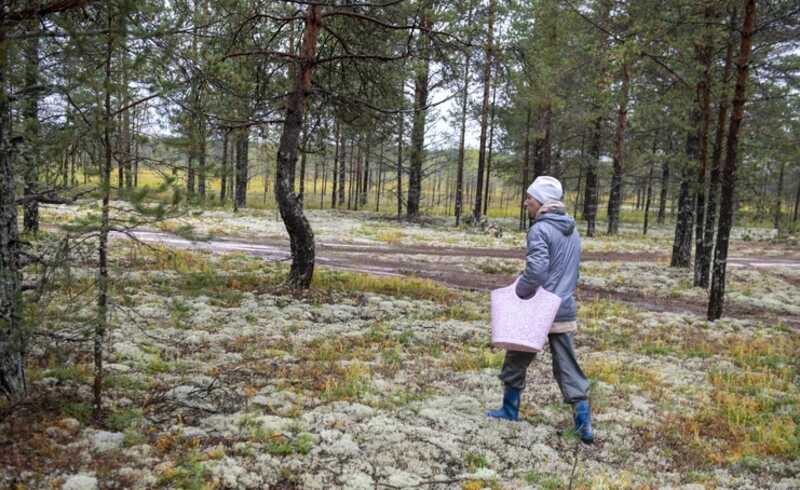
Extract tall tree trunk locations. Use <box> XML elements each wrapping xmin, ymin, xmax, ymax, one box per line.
<box><xmin>0</xmin><ymin>19</ymin><xmax>26</xmax><ymax>400</ymax></box>
<box><xmin>643</xmin><ymin>144</ymin><xmax>655</xmax><ymax>235</ymax></box>
<box><xmin>361</xmin><ymin>136</ymin><xmax>370</xmax><ymax>207</ymax></box>
<box><xmin>702</xmin><ymin>7</ymin><xmax>735</xmax><ymax>276</ymax></box>
<box><xmin>520</xmin><ymin>106</ymin><xmax>532</xmax><ymax>231</ymax></box>
<box><xmin>693</xmin><ymin>5</ymin><xmax>715</xmax><ymax>287</ymax></box>
<box><xmin>454</xmin><ymin>42</ymin><xmax>470</xmax><ymax>226</ymax></box>
<box><xmin>376</xmin><ymin>142</ymin><xmax>383</xmax><ymax>212</ymax></box>
<box><xmin>671</xmin><ymin>167</ymin><xmax>694</xmax><ymax>267</ymax></box>
<box><xmin>397</xmin><ymin>112</ymin><xmax>404</xmax><ymax>217</ymax></box>
<box><xmin>607</xmin><ymin>59</ymin><xmax>629</xmax><ymax>235</ymax></box>
<box><xmin>331</xmin><ymin>120</ymin><xmax>339</xmax><ymax>208</ymax></box>
<box><xmin>220</xmin><ymin>129</ymin><xmax>229</xmax><ymax>201</ymax></box>
<box><xmin>584</xmin><ymin>116</ymin><xmax>601</xmax><ymax>237</ymax></box>
<box><xmin>774</xmin><ymin>161</ymin><xmax>784</xmax><ymax>232</ymax></box>
<box><xmin>473</xmin><ymin>0</ymin><xmax>495</xmax><ymax>222</ymax></box>
<box><xmin>407</xmin><ymin>12</ymin><xmax>430</xmax><ymax>219</ymax></box>
<box><xmin>95</xmin><ymin>6</ymin><xmax>115</xmax><ymax>418</ymax></box>
<box><xmin>275</xmin><ymin>4</ymin><xmax>320</xmax><ymax>289</ymax></box>
<box><xmin>197</xmin><ymin>118</ymin><xmax>206</xmax><ymax>199</ymax></box>
<box><xmin>22</xmin><ymin>23</ymin><xmax>39</xmax><ymax>234</ymax></box>
<box><xmin>709</xmin><ymin>0</ymin><xmax>755</xmax><ymax>320</ymax></box>
<box><xmin>793</xmin><ymin>174</ymin><xmax>799</xmax><ymax>222</ymax></box>
<box><xmin>338</xmin><ymin>131</ymin><xmax>346</xmax><ymax>207</ymax></box>
<box><xmin>657</xmin><ymin>156</ymin><xmax>669</xmax><ymax>224</ymax></box>
<box><xmin>234</xmin><ymin>128</ymin><xmax>249</xmax><ymax>210</ymax></box>
<box><xmin>298</xmin><ymin>120</ymin><xmax>308</xmax><ymax>205</ymax></box>
<box><xmin>483</xmin><ymin>83</ymin><xmax>497</xmax><ymax>217</ymax></box>
<box><xmin>584</xmin><ymin>0</ymin><xmax>610</xmax><ymax>236</ymax></box>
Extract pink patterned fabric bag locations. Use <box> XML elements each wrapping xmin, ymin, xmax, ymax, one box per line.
<box><xmin>490</xmin><ymin>278</ymin><xmax>563</xmax><ymax>352</ymax></box>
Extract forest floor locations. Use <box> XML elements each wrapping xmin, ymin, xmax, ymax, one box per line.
<box><xmin>2</xmin><ymin>202</ymin><xmax>799</xmax><ymax>490</ymax></box>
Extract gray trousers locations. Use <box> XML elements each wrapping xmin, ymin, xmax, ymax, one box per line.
<box><xmin>499</xmin><ymin>332</ymin><xmax>589</xmax><ymax>404</ymax></box>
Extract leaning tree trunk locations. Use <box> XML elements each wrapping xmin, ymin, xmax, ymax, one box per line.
<box><xmin>274</xmin><ymin>4</ymin><xmax>320</xmax><ymax>289</ymax></box>
<box><xmin>607</xmin><ymin>59</ymin><xmax>629</xmax><ymax>235</ymax></box>
<box><xmin>472</xmin><ymin>0</ymin><xmax>495</xmax><ymax>222</ymax></box>
<box><xmin>0</xmin><ymin>22</ymin><xmax>26</xmax><ymax>400</ymax></box>
<box><xmin>709</xmin><ymin>0</ymin><xmax>755</xmax><ymax>320</ymax></box>
<box><xmin>406</xmin><ymin>12</ymin><xmax>430</xmax><ymax>219</ymax></box>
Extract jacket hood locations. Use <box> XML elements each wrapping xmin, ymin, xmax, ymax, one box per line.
<box><xmin>536</xmin><ymin>213</ymin><xmax>576</xmax><ymax>236</ymax></box>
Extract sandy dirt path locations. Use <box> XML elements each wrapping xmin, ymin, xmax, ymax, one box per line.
<box><xmin>120</xmin><ymin>230</ymin><xmax>800</xmax><ymax>329</ymax></box>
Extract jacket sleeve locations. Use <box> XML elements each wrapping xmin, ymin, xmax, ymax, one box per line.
<box><xmin>516</xmin><ymin>224</ymin><xmax>550</xmax><ymax>298</ymax></box>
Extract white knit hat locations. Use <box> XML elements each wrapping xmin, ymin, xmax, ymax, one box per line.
<box><xmin>527</xmin><ymin>176</ymin><xmax>563</xmax><ymax>204</ymax></box>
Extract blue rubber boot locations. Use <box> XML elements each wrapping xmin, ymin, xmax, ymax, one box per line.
<box><xmin>486</xmin><ymin>387</ymin><xmax>521</xmax><ymax>421</ymax></box>
<box><xmin>573</xmin><ymin>400</ymin><xmax>594</xmax><ymax>444</ymax></box>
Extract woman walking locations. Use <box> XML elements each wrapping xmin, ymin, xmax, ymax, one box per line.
<box><xmin>486</xmin><ymin>176</ymin><xmax>594</xmax><ymax>444</ymax></box>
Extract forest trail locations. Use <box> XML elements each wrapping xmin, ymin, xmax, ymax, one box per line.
<box><xmin>121</xmin><ymin>229</ymin><xmax>800</xmax><ymax>329</ymax></box>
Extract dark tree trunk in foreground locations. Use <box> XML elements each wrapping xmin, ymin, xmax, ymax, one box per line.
<box><xmin>693</xmin><ymin>6</ymin><xmax>715</xmax><ymax>287</ymax></box>
<box><xmin>0</xmin><ymin>22</ymin><xmax>26</xmax><ymax>400</ymax></box>
<box><xmin>275</xmin><ymin>4</ymin><xmax>321</xmax><ymax>289</ymax></box>
<box><xmin>472</xmin><ymin>0</ymin><xmax>495</xmax><ymax>222</ymax></box>
<box><xmin>407</xmin><ymin>12</ymin><xmax>430</xmax><ymax>219</ymax></box>
<box><xmin>234</xmin><ymin>128</ymin><xmax>249</xmax><ymax>211</ymax></box>
<box><xmin>337</xmin><ymin>131</ymin><xmax>346</xmax><ymax>207</ymax></box>
<box><xmin>701</xmin><ymin>7</ymin><xmax>737</xmax><ymax>288</ymax></box>
<box><xmin>709</xmin><ymin>0</ymin><xmax>755</xmax><ymax>320</ymax></box>
<box><xmin>793</xmin><ymin>175</ymin><xmax>799</xmax><ymax>222</ymax></box>
<box><xmin>607</xmin><ymin>59</ymin><xmax>629</xmax><ymax>235</ymax></box>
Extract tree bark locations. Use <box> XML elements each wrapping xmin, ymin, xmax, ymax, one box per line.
<box><xmin>331</xmin><ymin>120</ymin><xmax>339</xmax><ymax>208</ymax></box>
<box><xmin>693</xmin><ymin>4</ymin><xmax>715</xmax><ymax>287</ymax></box>
<box><xmin>454</xmin><ymin>39</ymin><xmax>470</xmax><ymax>226</ymax></box>
<box><xmin>643</xmin><ymin>140</ymin><xmax>656</xmax><ymax>235</ymax></box>
<box><xmin>338</xmin><ymin>130</ymin><xmax>346</xmax><ymax>207</ymax></box>
<box><xmin>407</xmin><ymin>10</ymin><xmax>430</xmax><ymax>219</ymax></box>
<box><xmin>774</xmin><ymin>160</ymin><xmax>784</xmax><ymax>232</ymax></box>
<box><xmin>22</xmin><ymin>23</ymin><xmax>39</xmax><ymax>234</ymax></box>
<box><xmin>274</xmin><ymin>4</ymin><xmax>320</xmax><ymax>289</ymax></box>
<box><xmin>220</xmin><ymin>129</ymin><xmax>229</xmax><ymax>201</ymax></box>
<box><xmin>472</xmin><ymin>0</ymin><xmax>495</xmax><ymax>222</ymax></box>
<box><xmin>584</xmin><ymin>116</ymin><xmax>601</xmax><ymax>237</ymax></box>
<box><xmin>0</xmin><ymin>19</ymin><xmax>26</xmax><ymax>400</ymax></box>
<box><xmin>709</xmin><ymin>0</ymin><xmax>755</xmax><ymax>320</ymax></box>
<box><xmin>607</xmin><ymin>59</ymin><xmax>629</xmax><ymax>235</ymax></box>
<box><xmin>520</xmin><ymin>106</ymin><xmax>532</xmax><ymax>231</ymax></box>
<box><xmin>483</xmin><ymin>82</ymin><xmax>497</xmax><ymax>217</ymax></box>
<box><xmin>396</xmin><ymin>112</ymin><xmax>404</xmax><ymax>217</ymax></box>
<box><xmin>95</xmin><ymin>5</ymin><xmax>115</xmax><ymax>418</ymax></box>
<box><xmin>701</xmin><ymin>13</ymin><xmax>734</xmax><ymax>285</ymax></box>
<box><xmin>234</xmin><ymin>128</ymin><xmax>249</xmax><ymax>210</ymax></box>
